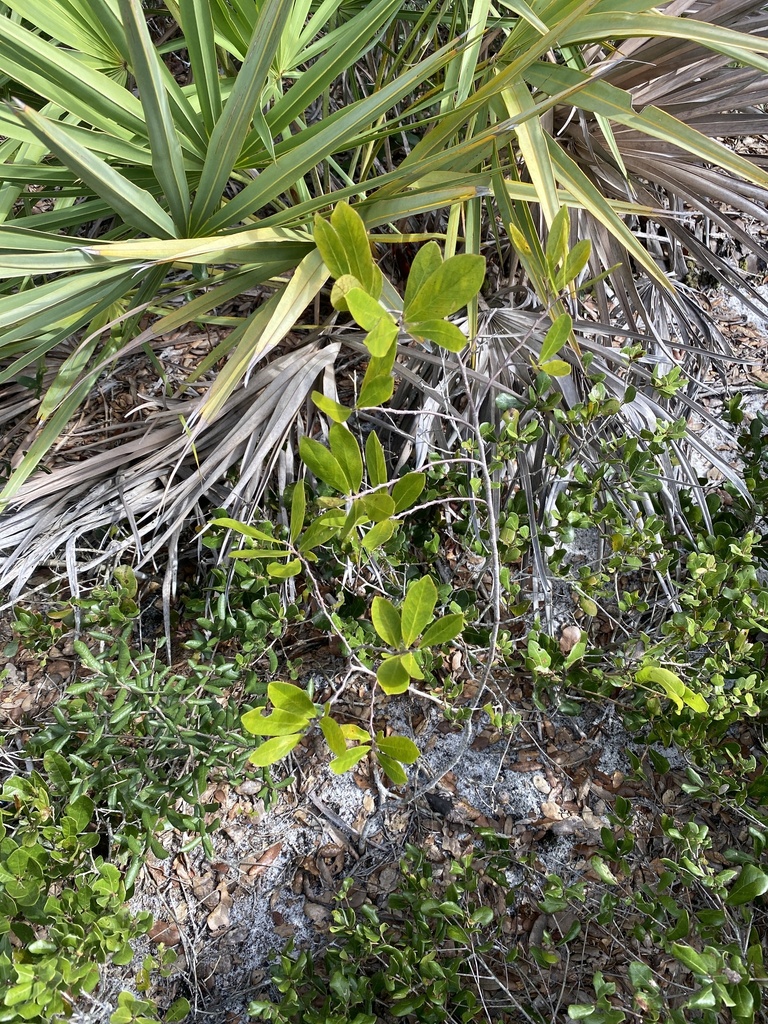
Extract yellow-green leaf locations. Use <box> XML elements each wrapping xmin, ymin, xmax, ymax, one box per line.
<box><xmin>365</xmin><ymin>431</ymin><xmax>387</xmax><ymax>487</ymax></box>
<box><xmin>268</xmin><ymin>682</ymin><xmax>316</xmax><ymax>716</ymax></box>
<box><xmin>241</xmin><ymin>709</ymin><xmax>311</xmax><ymax>736</ymax></box>
<box><xmin>401</xmin><ymin>576</ymin><xmax>438</xmax><ymax>648</ymax></box>
<box><xmin>312</xmin><ymin>391</ymin><xmax>351</xmax><ymax>423</ymax></box>
<box><xmin>329</xmin><ymin>745</ymin><xmax>370</xmax><ymax>774</ymax></box>
<box><xmin>377</xmin><ymin>656</ymin><xmax>410</xmax><ymax>695</ymax></box>
<box><xmin>248</xmin><ymin>734</ymin><xmax>302</xmax><ymax>766</ymax></box>
<box><xmin>377</xmin><ymin>734</ymin><xmax>420</xmax><ymax>764</ymax></box>
<box><xmin>320</xmin><ymin>716</ymin><xmax>347</xmax><ymax>758</ymax></box>
<box><xmin>372</xmin><ymin>596</ymin><xmax>402</xmax><ymax>648</ymax></box>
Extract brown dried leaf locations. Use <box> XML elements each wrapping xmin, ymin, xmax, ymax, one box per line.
<box><xmin>149</xmin><ymin>920</ymin><xmax>181</xmax><ymax>946</ymax></box>
<box><xmin>206</xmin><ymin>884</ymin><xmax>233</xmax><ymax>933</ymax></box>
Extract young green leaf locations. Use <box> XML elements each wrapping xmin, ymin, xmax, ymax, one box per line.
<box><xmin>391</xmin><ymin>471</ymin><xmax>426</xmax><ymax>513</ymax></box>
<box><xmin>538</xmin><ymin>313</ymin><xmax>572</xmax><ymax>364</ymax></box>
<box><xmin>540</xmin><ymin>359</ymin><xmax>572</xmax><ymax>377</ymax></box>
<box><xmin>365</xmin><ymin>430</ymin><xmax>387</xmax><ymax>487</ymax></box>
<box><xmin>330</xmin><ymin>201</ymin><xmax>382</xmax><ymax>298</ymax></box>
<box><xmin>371</xmin><ymin>596</ymin><xmax>402</xmax><ymax>648</ymax></box>
<box><xmin>228</xmin><ymin>547</ymin><xmax>289</xmax><ymax>560</ymax></box>
<box><xmin>419</xmin><ymin>613</ymin><xmax>465</xmax><ymax>648</ymax></box>
<box><xmin>636</xmin><ymin>666</ymin><xmax>708</xmax><ymax>713</ymax></box>
<box><xmin>266</xmin><ymin>559</ymin><xmax>302</xmax><ymax>578</ymax></box>
<box><xmin>329</xmin><ymin>423</ymin><xmax>363</xmax><ymax>493</ymax></box>
<box><xmin>268</xmin><ymin>682</ymin><xmax>317</xmax><ymax>716</ymax></box>
<box><xmin>209</xmin><ymin>517</ymin><xmax>281</xmax><ymax>544</ymax></box>
<box><xmin>358</xmin><ymin>349</ymin><xmax>396</xmax><ymax>407</ymax></box>
<box><xmin>346</xmin><ymin>287</ymin><xmax>393</xmax><ymax>333</ymax></box>
<box><xmin>545</xmin><ymin>205</ymin><xmax>570</xmax><ymax>276</ymax></box>
<box><xmin>299</xmin><ymin>436</ymin><xmax>349</xmax><ymax>494</ymax></box>
<box><xmin>359</xmin><ymin>492</ymin><xmax>395</xmax><ymax>522</ymax></box>
<box><xmin>377</xmin><ymin>656</ymin><xmax>410</xmax><ymax>695</ymax></box>
<box><xmin>401</xmin><ymin>576</ymin><xmax>438</xmax><ymax>648</ymax></box>
<box><xmin>298</xmin><ymin>508</ymin><xmax>346</xmax><ymax>552</ymax></box>
<box><xmin>329</xmin><ymin>745</ymin><xmax>370</xmax><ymax>775</ymax></box>
<box><xmin>313</xmin><ymin>212</ymin><xmax>348</xmax><ymax>279</ymax></box>
<box><xmin>406</xmin><ymin>319</ymin><xmax>467</xmax><ymax>353</ymax></box>
<box><xmin>320</xmin><ymin>716</ymin><xmax>348</xmax><ymax>758</ymax></box>
<box><xmin>330</xmin><ymin>273</ymin><xmax>363</xmax><ymax>312</ymax></box>
<box><xmin>558</xmin><ymin>238</ymin><xmax>592</xmax><ymax>290</ymax></box>
<box><xmin>377</xmin><ymin>734</ymin><xmax>420</xmax><ymax>764</ymax></box>
<box><xmin>241</xmin><ymin>709</ymin><xmax>312</xmax><ymax>736</ymax></box>
<box><xmin>248</xmin><ymin>734</ymin><xmax>302</xmax><ymax>766</ymax></box>
<box><xmin>289</xmin><ymin>480</ymin><xmax>306</xmax><ymax>545</ymax></box>
<box><xmin>340</xmin><ymin>723</ymin><xmax>372</xmax><ymax>743</ymax></box>
<box><xmin>364</xmin><ymin>315</ymin><xmax>399</xmax><ymax>359</ymax></box>
<box><xmin>311</xmin><ymin>391</ymin><xmax>351</xmax><ymax>424</ymax></box>
<box><xmin>361</xmin><ymin>519</ymin><xmax>396</xmax><ymax>551</ymax></box>
<box><xmin>376</xmin><ymin>751</ymin><xmax>408</xmax><ymax>786</ymax></box>
<box><xmin>403</xmin><ymin>240</ymin><xmax>442</xmax><ymax>309</ymax></box>
<box><xmin>403</xmin><ymin>253</ymin><xmax>485</xmax><ymax>322</ymax></box>
<box><xmin>400</xmin><ymin>652</ymin><xmax>424</xmax><ymax>680</ymax></box>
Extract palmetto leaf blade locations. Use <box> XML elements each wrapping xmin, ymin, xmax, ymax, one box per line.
<box><xmin>9</xmin><ymin>101</ymin><xmax>176</xmax><ymax>237</ymax></box>
<box><xmin>120</xmin><ymin>0</ymin><xmax>190</xmax><ymax>231</ymax></box>
<box><xmin>190</xmin><ymin>0</ymin><xmax>292</xmax><ymax>230</ymax></box>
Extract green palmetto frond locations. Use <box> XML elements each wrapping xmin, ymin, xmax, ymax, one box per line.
<box><xmin>1</xmin><ymin>0</ymin><xmax>768</xmax><ymax>601</ymax></box>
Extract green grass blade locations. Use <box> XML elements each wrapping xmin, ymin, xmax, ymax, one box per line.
<box><xmin>0</xmin><ymin>15</ymin><xmax>146</xmax><ymax>138</ymax></box>
<box><xmin>203</xmin><ymin>34</ymin><xmax>465</xmax><ymax>232</ymax></box>
<box><xmin>178</xmin><ymin>0</ymin><xmax>222</xmax><ymax>137</ymax></box>
<box><xmin>10</xmin><ymin>101</ymin><xmax>176</xmax><ymax>238</ymax></box>
<box><xmin>267</xmin><ymin>0</ymin><xmax>402</xmax><ymax>136</ymax></box>
<box><xmin>502</xmin><ymin>80</ymin><xmax>560</xmax><ymax>227</ymax></box>
<box><xmin>119</xmin><ymin>0</ymin><xmax>189</xmax><ymax>231</ymax></box>
<box><xmin>5</xmin><ymin>0</ymin><xmax>124</xmax><ymax>61</ymax></box>
<box><xmin>189</xmin><ymin>0</ymin><xmax>292</xmax><ymax>230</ymax></box>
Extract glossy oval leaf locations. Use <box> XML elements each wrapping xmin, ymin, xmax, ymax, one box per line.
<box><xmin>419</xmin><ymin>613</ymin><xmax>465</xmax><ymax>649</ymax></box>
<box><xmin>360</xmin><ymin>492</ymin><xmax>396</xmax><ymax>523</ymax></box>
<box><xmin>406</xmin><ymin>318</ymin><xmax>467</xmax><ymax>353</ymax></box>
<box><xmin>403</xmin><ymin>253</ymin><xmax>485</xmax><ymax>322</ymax></box>
<box><xmin>241</xmin><ymin>709</ymin><xmax>311</xmax><ymax>736</ymax></box>
<box><xmin>377</xmin><ymin>656</ymin><xmax>410</xmax><ymax>695</ymax></box>
<box><xmin>371</xmin><ymin>596</ymin><xmax>402</xmax><ymax>648</ymax></box>
<box><xmin>377</xmin><ymin>734</ymin><xmax>420</xmax><ymax>764</ymax></box>
<box><xmin>319</xmin><ymin>716</ymin><xmax>348</xmax><ymax>758</ymax></box>
<box><xmin>538</xmin><ymin>313</ymin><xmax>572</xmax><ymax>364</ymax></box>
<box><xmin>329</xmin><ymin>423</ymin><xmax>363</xmax><ymax>493</ymax></box>
<box><xmin>266</xmin><ymin>559</ymin><xmax>302</xmax><ymax>578</ymax></box>
<box><xmin>726</xmin><ymin>864</ymin><xmax>768</xmax><ymax>907</ymax></box>
<box><xmin>365</xmin><ymin>430</ymin><xmax>387</xmax><ymax>487</ymax></box>
<box><xmin>364</xmin><ymin>315</ymin><xmax>399</xmax><ymax>359</ymax></box>
<box><xmin>361</xmin><ymin>519</ymin><xmax>396</xmax><ymax>552</ymax></box>
<box><xmin>401</xmin><ymin>576</ymin><xmax>438</xmax><ymax>648</ymax></box>
<box><xmin>392</xmin><ymin>471</ymin><xmax>426</xmax><ymax>513</ymax></box>
<box><xmin>403</xmin><ymin>240</ymin><xmax>442</xmax><ymax>309</ymax></box>
<box><xmin>311</xmin><ymin>391</ymin><xmax>351</xmax><ymax>424</ymax></box>
<box><xmin>299</xmin><ymin>436</ymin><xmax>349</xmax><ymax>493</ymax></box>
<box><xmin>248</xmin><ymin>733</ymin><xmax>302</xmax><ymax>766</ymax></box>
<box><xmin>329</xmin><ymin>745</ymin><xmax>371</xmax><ymax>775</ymax></box>
<box><xmin>377</xmin><ymin>751</ymin><xmax>407</xmax><ymax>786</ymax></box>
<box><xmin>268</xmin><ymin>681</ymin><xmax>317</xmax><ymax>716</ymax></box>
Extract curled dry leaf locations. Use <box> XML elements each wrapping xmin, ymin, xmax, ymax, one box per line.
<box><xmin>206</xmin><ymin>883</ymin><xmax>233</xmax><ymax>934</ymax></box>
<box><xmin>559</xmin><ymin>625</ymin><xmax>582</xmax><ymax>654</ymax></box>
<box><xmin>149</xmin><ymin>920</ymin><xmax>181</xmax><ymax>946</ymax></box>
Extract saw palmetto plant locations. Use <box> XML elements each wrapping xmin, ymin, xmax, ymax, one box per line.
<box><xmin>1</xmin><ymin>0</ymin><xmax>768</xmax><ymax>600</ymax></box>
